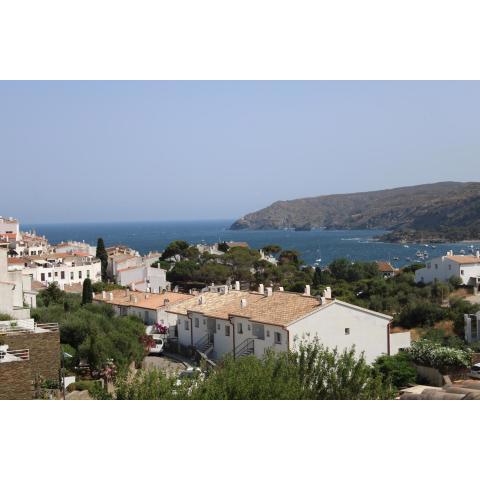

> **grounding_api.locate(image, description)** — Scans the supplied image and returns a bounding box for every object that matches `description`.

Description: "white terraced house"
[7,252,101,288]
[414,250,480,287]
[167,283,411,364]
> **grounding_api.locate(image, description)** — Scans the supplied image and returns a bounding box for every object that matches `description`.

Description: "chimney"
[108,292,113,301]
[476,251,480,259]
[278,286,284,292]
[125,289,129,297]
[198,295,205,305]
[304,285,311,296]
[240,298,247,308]
[266,287,273,297]
[447,250,453,256]
[164,298,170,306]
[133,296,138,304]
[145,293,149,299]
[92,292,95,300]
[258,283,265,295]
[324,286,332,300]
[131,283,136,291]
[234,281,240,291]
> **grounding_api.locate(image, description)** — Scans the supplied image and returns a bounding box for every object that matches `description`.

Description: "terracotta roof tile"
[94,289,193,310]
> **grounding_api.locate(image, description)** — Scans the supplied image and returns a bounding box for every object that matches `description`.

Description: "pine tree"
[96,238,108,282]
[82,278,93,305]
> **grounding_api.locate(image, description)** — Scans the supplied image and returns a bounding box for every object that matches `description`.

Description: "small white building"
[0,247,37,318]
[93,289,193,335]
[414,251,480,286]
[0,216,20,241]
[167,284,411,364]
[464,312,480,344]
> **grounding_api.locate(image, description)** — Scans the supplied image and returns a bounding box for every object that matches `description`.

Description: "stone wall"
[6,330,60,382]
[0,360,33,400]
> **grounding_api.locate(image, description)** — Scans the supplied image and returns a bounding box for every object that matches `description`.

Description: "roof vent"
[323,286,332,300]
[304,285,311,296]
[266,287,273,297]
[164,298,170,306]
[234,281,240,291]
[258,284,264,295]
[240,298,247,308]
[198,295,205,305]
[101,291,106,299]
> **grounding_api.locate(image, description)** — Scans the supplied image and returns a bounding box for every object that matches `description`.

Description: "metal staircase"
[195,333,214,356]
[234,338,254,359]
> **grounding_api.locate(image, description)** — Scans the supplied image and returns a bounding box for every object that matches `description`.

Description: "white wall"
[287,302,390,364]
[390,332,411,355]
[415,256,480,285]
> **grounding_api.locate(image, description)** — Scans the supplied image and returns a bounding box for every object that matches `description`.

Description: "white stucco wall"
[287,301,390,364]
[415,256,480,285]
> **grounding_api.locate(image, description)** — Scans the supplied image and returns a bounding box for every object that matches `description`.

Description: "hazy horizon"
[1,81,479,224]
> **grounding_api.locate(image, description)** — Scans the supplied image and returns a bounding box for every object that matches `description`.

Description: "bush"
[373,352,417,389]
[66,379,102,393]
[408,339,472,373]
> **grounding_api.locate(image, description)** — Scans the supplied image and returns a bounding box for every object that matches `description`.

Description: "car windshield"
[472,365,480,372]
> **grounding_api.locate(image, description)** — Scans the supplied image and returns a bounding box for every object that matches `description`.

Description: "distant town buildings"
[415,250,480,286]
[375,261,397,278]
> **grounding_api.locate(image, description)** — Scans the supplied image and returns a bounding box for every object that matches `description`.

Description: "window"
[225,325,230,337]
[185,320,190,331]
[54,271,58,277]
[237,323,243,334]
[274,332,281,344]
[79,271,82,279]
[427,263,431,269]
[61,271,65,279]
[203,319,206,325]
[248,324,251,331]
[266,330,270,337]
[461,269,465,275]
[448,264,452,271]
[87,270,90,278]
[345,328,350,335]
[48,272,52,278]
[434,264,438,269]
[218,324,221,330]
[70,272,74,280]
[41,273,45,281]
[194,318,199,328]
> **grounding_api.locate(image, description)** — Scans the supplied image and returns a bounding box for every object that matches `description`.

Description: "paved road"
[143,354,188,376]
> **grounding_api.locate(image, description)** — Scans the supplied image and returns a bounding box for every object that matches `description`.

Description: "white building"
[414,250,480,286]
[7,252,101,289]
[0,216,20,241]
[0,247,37,318]
[464,312,480,344]
[167,283,410,364]
[53,241,96,256]
[93,289,193,334]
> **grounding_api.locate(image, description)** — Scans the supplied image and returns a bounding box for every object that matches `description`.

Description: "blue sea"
[23,220,478,269]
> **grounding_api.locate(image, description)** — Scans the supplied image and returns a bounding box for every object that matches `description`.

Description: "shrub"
[373,352,417,389]
[408,339,472,373]
[66,379,102,393]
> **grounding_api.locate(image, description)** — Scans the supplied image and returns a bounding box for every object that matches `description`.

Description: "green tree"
[217,242,230,253]
[161,240,190,260]
[81,278,93,305]
[373,352,417,389]
[41,282,65,307]
[96,238,108,282]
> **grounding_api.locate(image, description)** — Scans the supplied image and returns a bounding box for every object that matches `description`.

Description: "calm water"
[23,220,478,269]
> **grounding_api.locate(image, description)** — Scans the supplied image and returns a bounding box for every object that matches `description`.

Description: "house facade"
[167,284,411,364]
[93,289,193,334]
[8,252,101,288]
[414,251,480,286]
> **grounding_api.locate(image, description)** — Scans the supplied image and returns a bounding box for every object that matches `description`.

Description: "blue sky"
[1,81,479,223]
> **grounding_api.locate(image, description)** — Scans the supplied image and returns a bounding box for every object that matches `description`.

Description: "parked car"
[469,363,480,379]
[149,336,164,355]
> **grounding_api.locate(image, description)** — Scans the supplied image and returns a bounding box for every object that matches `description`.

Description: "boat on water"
[403,245,409,248]
[460,249,466,255]
[393,256,400,261]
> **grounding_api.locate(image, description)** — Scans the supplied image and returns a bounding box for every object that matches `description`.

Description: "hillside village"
[2,215,480,400]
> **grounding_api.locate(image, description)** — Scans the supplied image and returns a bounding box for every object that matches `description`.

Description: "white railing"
[7,348,30,360]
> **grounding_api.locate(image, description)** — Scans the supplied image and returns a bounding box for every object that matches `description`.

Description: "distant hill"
[230,182,480,242]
